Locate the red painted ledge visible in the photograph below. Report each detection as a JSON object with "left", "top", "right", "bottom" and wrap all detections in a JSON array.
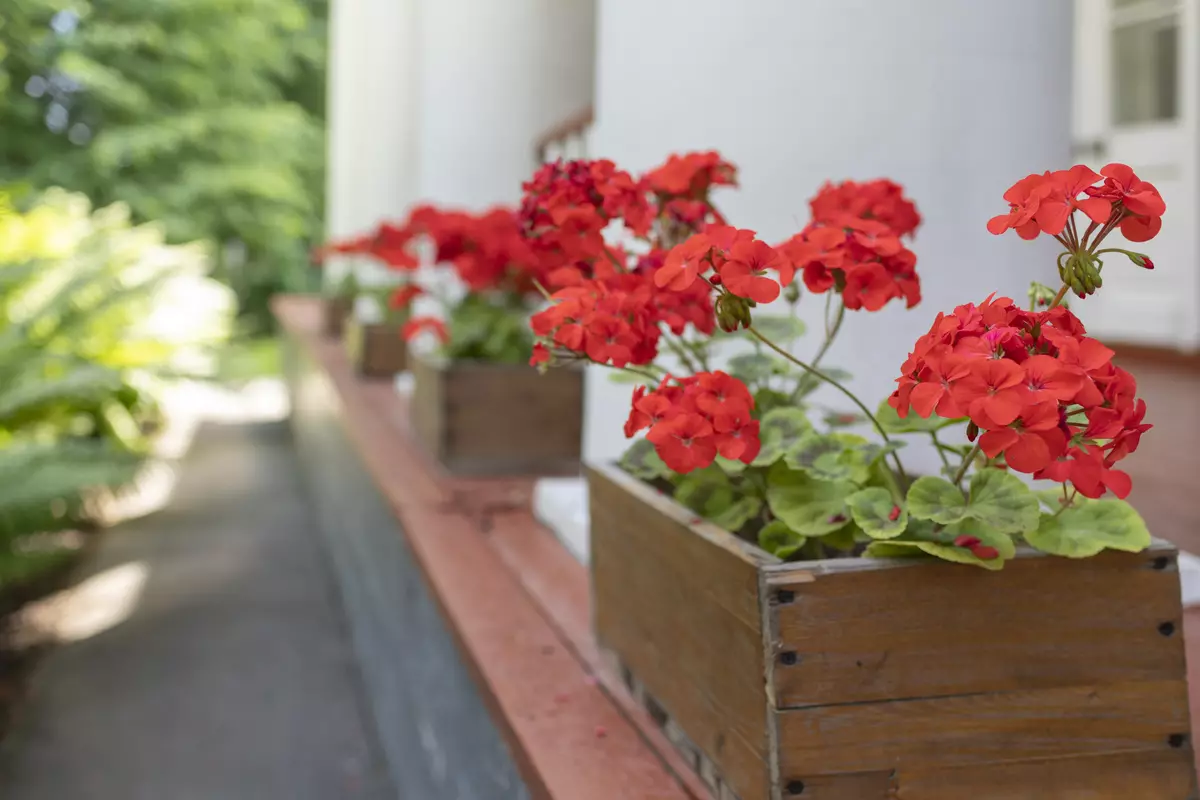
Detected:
[{"left": 272, "top": 295, "right": 710, "bottom": 800}]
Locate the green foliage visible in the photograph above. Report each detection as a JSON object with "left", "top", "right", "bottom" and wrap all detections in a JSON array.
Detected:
[
  {"left": 758, "top": 519, "right": 805, "bottom": 560},
  {"left": 618, "top": 438, "right": 670, "bottom": 481},
  {"left": 0, "top": 188, "right": 231, "bottom": 563},
  {"left": 0, "top": 0, "right": 328, "bottom": 332},
  {"left": 846, "top": 487, "right": 906, "bottom": 540},
  {"left": 751, "top": 407, "right": 811, "bottom": 467},
  {"left": 875, "top": 399, "right": 960, "bottom": 434},
  {"left": 1026, "top": 497, "right": 1151, "bottom": 558},
  {"left": 906, "top": 470, "right": 1040, "bottom": 535},
  {"left": 765, "top": 462, "right": 856, "bottom": 537},
  {"left": 444, "top": 292, "right": 532, "bottom": 365},
  {"left": 785, "top": 431, "right": 877, "bottom": 484}
]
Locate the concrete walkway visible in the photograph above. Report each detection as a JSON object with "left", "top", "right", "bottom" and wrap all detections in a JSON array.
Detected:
[{"left": 0, "top": 419, "right": 393, "bottom": 800}]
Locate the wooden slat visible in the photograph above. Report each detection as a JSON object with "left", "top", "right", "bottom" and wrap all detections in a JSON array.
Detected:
[
  {"left": 777, "top": 679, "right": 1190, "bottom": 778},
  {"left": 893, "top": 748, "right": 1198, "bottom": 799},
  {"left": 441, "top": 361, "right": 583, "bottom": 475},
  {"left": 782, "top": 771, "right": 893, "bottom": 799},
  {"left": 768, "top": 547, "right": 1186, "bottom": 708},
  {"left": 410, "top": 351, "right": 445, "bottom": 464},
  {"left": 588, "top": 464, "right": 773, "bottom": 800},
  {"left": 358, "top": 323, "right": 407, "bottom": 377}
]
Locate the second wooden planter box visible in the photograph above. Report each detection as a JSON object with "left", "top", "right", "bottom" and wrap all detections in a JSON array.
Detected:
[
  {"left": 345, "top": 320, "right": 407, "bottom": 377},
  {"left": 411, "top": 353, "right": 583, "bottom": 476},
  {"left": 588, "top": 463, "right": 1196, "bottom": 800}
]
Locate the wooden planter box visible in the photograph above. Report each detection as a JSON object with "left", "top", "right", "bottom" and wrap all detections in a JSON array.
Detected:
[
  {"left": 322, "top": 296, "right": 353, "bottom": 338},
  {"left": 346, "top": 320, "right": 407, "bottom": 378},
  {"left": 587, "top": 463, "right": 1196, "bottom": 800},
  {"left": 410, "top": 353, "right": 583, "bottom": 476}
]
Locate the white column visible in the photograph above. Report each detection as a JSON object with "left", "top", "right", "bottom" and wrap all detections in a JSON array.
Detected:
[
  {"left": 325, "top": 0, "right": 420, "bottom": 287},
  {"left": 585, "top": 0, "right": 1074, "bottom": 471},
  {"left": 415, "top": 0, "right": 596, "bottom": 208}
]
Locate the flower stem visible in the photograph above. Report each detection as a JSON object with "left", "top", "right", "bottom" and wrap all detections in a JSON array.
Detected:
[
  {"left": 930, "top": 430, "right": 953, "bottom": 474},
  {"left": 952, "top": 442, "right": 981, "bottom": 488},
  {"left": 746, "top": 324, "right": 909, "bottom": 484},
  {"left": 812, "top": 297, "right": 845, "bottom": 368},
  {"left": 662, "top": 334, "right": 700, "bottom": 373}
]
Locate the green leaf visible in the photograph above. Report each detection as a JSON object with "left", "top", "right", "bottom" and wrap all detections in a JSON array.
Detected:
[
  {"left": 863, "top": 521, "right": 1015, "bottom": 570},
  {"left": 847, "top": 487, "right": 907, "bottom": 540},
  {"left": 765, "top": 463, "right": 856, "bottom": 536},
  {"left": 751, "top": 407, "right": 812, "bottom": 467},
  {"left": 607, "top": 370, "right": 652, "bottom": 386},
  {"left": 1025, "top": 498, "right": 1151, "bottom": 558},
  {"left": 758, "top": 520, "right": 806, "bottom": 560},
  {"left": 818, "top": 525, "right": 858, "bottom": 553},
  {"left": 727, "top": 353, "right": 778, "bottom": 384},
  {"left": 618, "top": 439, "right": 671, "bottom": 480},
  {"left": 794, "top": 365, "right": 853, "bottom": 399},
  {"left": 784, "top": 431, "right": 874, "bottom": 483},
  {"left": 875, "top": 399, "right": 962, "bottom": 434},
  {"left": 715, "top": 455, "right": 748, "bottom": 476},
  {"left": 751, "top": 315, "right": 806, "bottom": 342},
  {"left": 710, "top": 495, "right": 763, "bottom": 532},
  {"left": 906, "top": 471, "right": 1039, "bottom": 534},
  {"left": 906, "top": 476, "right": 967, "bottom": 524},
  {"left": 967, "top": 469, "right": 1040, "bottom": 534},
  {"left": 823, "top": 410, "right": 867, "bottom": 429},
  {"left": 753, "top": 387, "right": 793, "bottom": 416}
]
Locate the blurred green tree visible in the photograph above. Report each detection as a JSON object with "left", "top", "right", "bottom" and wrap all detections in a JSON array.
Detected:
[{"left": 0, "top": 0, "right": 327, "bottom": 332}]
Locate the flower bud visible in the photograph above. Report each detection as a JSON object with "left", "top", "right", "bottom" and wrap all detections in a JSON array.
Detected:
[
  {"left": 709, "top": 273, "right": 723, "bottom": 286},
  {"left": 966, "top": 421, "right": 979, "bottom": 442},
  {"left": 715, "top": 292, "right": 752, "bottom": 332},
  {"left": 783, "top": 282, "right": 801, "bottom": 304},
  {"left": 1129, "top": 253, "right": 1154, "bottom": 269}
]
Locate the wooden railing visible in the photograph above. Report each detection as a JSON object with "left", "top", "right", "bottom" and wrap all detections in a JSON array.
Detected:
[{"left": 534, "top": 106, "right": 594, "bottom": 164}]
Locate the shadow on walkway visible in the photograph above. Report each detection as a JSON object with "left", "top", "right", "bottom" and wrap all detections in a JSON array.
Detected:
[{"left": 0, "top": 420, "right": 393, "bottom": 800}]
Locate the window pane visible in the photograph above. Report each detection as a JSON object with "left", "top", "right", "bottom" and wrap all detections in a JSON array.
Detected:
[{"left": 1112, "top": 17, "right": 1179, "bottom": 125}]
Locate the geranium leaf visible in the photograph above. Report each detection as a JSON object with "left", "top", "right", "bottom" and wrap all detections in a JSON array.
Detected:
[
  {"left": 1025, "top": 498, "right": 1151, "bottom": 558},
  {"left": 784, "top": 431, "right": 873, "bottom": 484},
  {"left": 967, "top": 469, "right": 1040, "bottom": 534},
  {"left": 905, "top": 476, "right": 967, "bottom": 524},
  {"left": 709, "top": 495, "right": 763, "bottom": 532},
  {"left": 847, "top": 487, "right": 907, "bottom": 540},
  {"left": 864, "top": 521, "right": 1015, "bottom": 570},
  {"left": 794, "top": 366, "right": 853, "bottom": 399},
  {"left": 875, "top": 399, "right": 961, "bottom": 434},
  {"left": 753, "top": 387, "right": 793, "bottom": 415},
  {"left": 819, "top": 525, "right": 858, "bottom": 553},
  {"left": 823, "top": 410, "right": 867, "bottom": 429},
  {"left": 715, "top": 455, "right": 748, "bottom": 476},
  {"left": 751, "top": 315, "right": 807, "bottom": 342},
  {"left": 758, "top": 519, "right": 806, "bottom": 560},
  {"left": 765, "top": 463, "right": 856, "bottom": 536},
  {"left": 608, "top": 370, "right": 652, "bottom": 386},
  {"left": 864, "top": 540, "right": 927, "bottom": 559},
  {"left": 618, "top": 438, "right": 671, "bottom": 480},
  {"left": 751, "top": 407, "right": 812, "bottom": 467},
  {"left": 728, "top": 353, "right": 778, "bottom": 384}
]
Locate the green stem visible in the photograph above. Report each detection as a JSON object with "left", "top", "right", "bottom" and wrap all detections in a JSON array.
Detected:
[
  {"left": 662, "top": 334, "right": 700, "bottom": 373},
  {"left": 812, "top": 298, "right": 845, "bottom": 368},
  {"left": 746, "top": 325, "right": 909, "bottom": 484},
  {"left": 930, "top": 431, "right": 953, "bottom": 475},
  {"left": 952, "top": 442, "right": 981, "bottom": 489}
]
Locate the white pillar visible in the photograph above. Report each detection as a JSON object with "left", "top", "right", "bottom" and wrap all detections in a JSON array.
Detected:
[
  {"left": 325, "top": 0, "right": 420, "bottom": 286},
  {"left": 585, "top": 0, "right": 1074, "bottom": 471},
  {"left": 415, "top": 0, "right": 596, "bottom": 208}
]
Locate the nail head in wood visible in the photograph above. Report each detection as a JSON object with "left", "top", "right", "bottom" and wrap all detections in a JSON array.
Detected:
[
  {"left": 1152, "top": 555, "right": 1172, "bottom": 570},
  {"left": 1158, "top": 621, "right": 1176, "bottom": 637},
  {"left": 780, "top": 651, "right": 799, "bottom": 666},
  {"left": 1169, "top": 733, "right": 1188, "bottom": 748},
  {"left": 776, "top": 589, "right": 796, "bottom": 604},
  {"left": 785, "top": 779, "right": 806, "bottom": 795}
]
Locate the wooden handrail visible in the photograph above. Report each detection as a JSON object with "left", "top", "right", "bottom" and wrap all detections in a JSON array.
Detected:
[{"left": 534, "top": 105, "right": 594, "bottom": 163}]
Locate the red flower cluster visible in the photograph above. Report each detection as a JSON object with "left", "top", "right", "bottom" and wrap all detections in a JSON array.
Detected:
[
  {"left": 656, "top": 225, "right": 794, "bottom": 304},
  {"left": 624, "top": 372, "right": 760, "bottom": 473},
  {"left": 400, "top": 205, "right": 540, "bottom": 292},
  {"left": 519, "top": 159, "right": 653, "bottom": 286},
  {"left": 778, "top": 218, "right": 920, "bottom": 310},
  {"left": 401, "top": 316, "right": 449, "bottom": 344},
  {"left": 890, "top": 295, "right": 1148, "bottom": 498},
  {"left": 530, "top": 255, "right": 715, "bottom": 369},
  {"left": 311, "top": 234, "right": 374, "bottom": 264},
  {"left": 643, "top": 151, "right": 737, "bottom": 228},
  {"left": 809, "top": 178, "right": 922, "bottom": 238},
  {"left": 988, "top": 163, "right": 1166, "bottom": 243}
]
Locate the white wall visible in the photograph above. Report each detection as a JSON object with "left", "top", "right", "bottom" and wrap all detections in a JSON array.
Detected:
[
  {"left": 415, "top": 0, "right": 596, "bottom": 208},
  {"left": 325, "top": 0, "right": 420, "bottom": 287},
  {"left": 585, "top": 0, "right": 1074, "bottom": 472}
]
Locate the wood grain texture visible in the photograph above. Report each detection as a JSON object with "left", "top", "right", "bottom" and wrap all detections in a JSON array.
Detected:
[
  {"left": 767, "top": 546, "right": 1186, "bottom": 708},
  {"left": 411, "top": 353, "right": 583, "bottom": 476},
  {"left": 892, "top": 747, "right": 1197, "bottom": 799},
  {"left": 777, "top": 678, "right": 1190, "bottom": 779},
  {"left": 777, "top": 771, "right": 893, "bottom": 799},
  {"left": 346, "top": 321, "right": 408, "bottom": 378},
  {"left": 322, "top": 296, "right": 352, "bottom": 338},
  {"left": 589, "top": 464, "right": 774, "bottom": 800}
]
